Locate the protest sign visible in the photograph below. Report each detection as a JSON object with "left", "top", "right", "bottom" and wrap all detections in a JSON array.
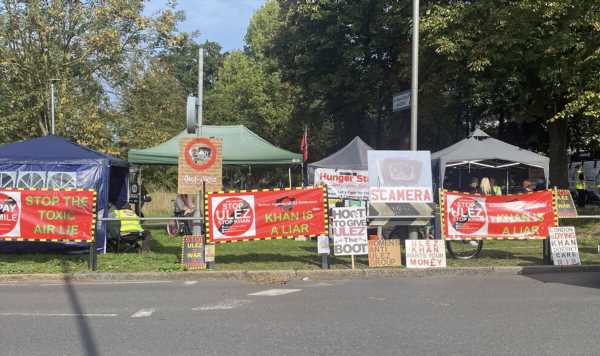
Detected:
[
  {"left": 178, "top": 137, "right": 223, "bottom": 194},
  {"left": 405, "top": 240, "right": 446, "bottom": 268},
  {"left": 0, "top": 189, "right": 96, "bottom": 242},
  {"left": 314, "top": 168, "right": 369, "bottom": 200},
  {"left": 368, "top": 239, "right": 402, "bottom": 267},
  {"left": 441, "top": 190, "right": 557, "bottom": 240},
  {"left": 555, "top": 189, "right": 577, "bottom": 218},
  {"left": 181, "top": 235, "right": 205, "bottom": 270},
  {"left": 368, "top": 151, "right": 433, "bottom": 203},
  {"left": 331, "top": 207, "right": 368, "bottom": 256},
  {"left": 204, "top": 243, "right": 215, "bottom": 263},
  {"left": 549, "top": 227, "right": 580, "bottom": 266},
  {"left": 206, "top": 187, "right": 327, "bottom": 243},
  {"left": 317, "top": 235, "right": 330, "bottom": 255}
]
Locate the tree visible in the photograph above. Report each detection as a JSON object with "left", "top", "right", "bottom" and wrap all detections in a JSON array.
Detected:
[
  {"left": 0, "top": 0, "right": 181, "bottom": 151},
  {"left": 422, "top": 0, "right": 600, "bottom": 186}
]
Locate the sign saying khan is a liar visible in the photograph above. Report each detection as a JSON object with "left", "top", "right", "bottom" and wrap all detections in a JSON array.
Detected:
[
  {"left": 405, "top": 240, "right": 446, "bottom": 268},
  {"left": 331, "top": 207, "right": 368, "bottom": 256}
]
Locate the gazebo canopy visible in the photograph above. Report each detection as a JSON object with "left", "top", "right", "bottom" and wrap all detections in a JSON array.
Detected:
[
  {"left": 128, "top": 125, "right": 302, "bottom": 165},
  {"left": 431, "top": 129, "right": 550, "bottom": 186},
  {"left": 307, "top": 136, "right": 373, "bottom": 183}
]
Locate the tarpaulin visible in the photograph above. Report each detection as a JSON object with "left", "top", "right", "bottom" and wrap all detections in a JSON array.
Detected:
[
  {"left": 206, "top": 187, "right": 328, "bottom": 243},
  {"left": 441, "top": 190, "right": 557, "bottom": 240}
]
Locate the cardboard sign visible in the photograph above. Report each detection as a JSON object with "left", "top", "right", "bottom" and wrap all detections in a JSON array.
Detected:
[
  {"left": 178, "top": 137, "right": 223, "bottom": 194},
  {"left": 181, "top": 235, "right": 205, "bottom": 270},
  {"left": 0, "top": 189, "right": 96, "bottom": 242},
  {"left": 204, "top": 243, "right": 215, "bottom": 263},
  {"left": 368, "top": 151, "right": 433, "bottom": 203},
  {"left": 317, "top": 235, "right": 330, "bottom": 255},
  {"left": 314, "top": 168, "right": 369, "bottom": 200},
  {"left": 206, "top": 187, "right": 327, "bottom": 243},
  {"left": 549, "top": 227, "right": 580, "bottom": 266},
  {"left": 368, "top": 239, "right": 402, "bottom": 267},
  {"left": 331, "top": 207, "right": 368, "bottom": 256},
  {"left": 441, "top": 190, "right": 556, "bottom": 240},
  {"left": 556, "top": 189, "right": 577, "bottom": 218},
  {"left": 405, "top": 240, "right": 446, "bottom": 268}
]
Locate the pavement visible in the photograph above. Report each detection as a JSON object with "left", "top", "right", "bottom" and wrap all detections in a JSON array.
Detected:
[{"left": 1, "top": 271, "right": 600, "bottom": 355}]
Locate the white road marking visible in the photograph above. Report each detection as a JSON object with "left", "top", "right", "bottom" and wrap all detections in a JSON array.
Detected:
[
  {"left": 0, "top": 312, "right": 117, "bottom": 317},
  {"left": 193, "top": 299, "right": 251, "bottom": 311},
  {"left": 184, "top": 281, "right": 198, "bottom": 286},
  {"left": 248, "top": 289, "right": 302, "bottom": 296},
  {"left": 40, "top": 281, "right": 172, "bottom": 287},
  {"left": 130, "top": 308, "right": 155, "bottom": 318}
]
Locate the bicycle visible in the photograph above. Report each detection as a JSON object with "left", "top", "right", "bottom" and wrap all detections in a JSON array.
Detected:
[{"left": 166, "top": 200, "right": 193, "bottom": 237}]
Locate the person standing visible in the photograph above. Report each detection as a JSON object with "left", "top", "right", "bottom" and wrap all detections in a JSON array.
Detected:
[
  {"left": 468, "top": 177, "right": 479, "bottom": 194},
  {"left": 480, "top": 177, "right": 493, "bottom": 195},
  {"left": 575, "top": 167, "right": 586, "bottom": 207},
  {"left": 490, "top": 177, "right": 502, "bottom": 195}
]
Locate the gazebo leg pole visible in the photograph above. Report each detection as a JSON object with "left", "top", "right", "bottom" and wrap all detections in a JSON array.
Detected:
[{"left": 288, "top": 167, "right": 292, "bottom": 188}]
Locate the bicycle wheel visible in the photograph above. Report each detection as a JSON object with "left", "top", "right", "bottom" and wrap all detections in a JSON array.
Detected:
[
  {"left": 446, "top": 240, "right": 483, "bottom": 259},
  {"left": 166, "top": 220, "right": 179, "bottom": 237}
]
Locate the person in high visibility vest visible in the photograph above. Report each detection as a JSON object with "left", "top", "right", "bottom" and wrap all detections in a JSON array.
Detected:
[
  {"left": 575, "top": 167, "right": 586, "bottom": 207},
  {"left": 490, "top": 177, "right": 502, "bottom": 195},
  {"left": 113, "top": 209, "right": 144, "bottom": 234}
]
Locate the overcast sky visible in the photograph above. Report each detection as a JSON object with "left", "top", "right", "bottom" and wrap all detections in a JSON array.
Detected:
[{"left": 145, "top": 0, "right": 266, "bottom": 51}]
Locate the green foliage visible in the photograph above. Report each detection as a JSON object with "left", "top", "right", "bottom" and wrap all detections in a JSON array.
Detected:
[{"left": 0, "top": 0, "right": 182, "bottom": 153}]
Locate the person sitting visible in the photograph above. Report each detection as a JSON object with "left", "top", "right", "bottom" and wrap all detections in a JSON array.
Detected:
[
  {"left": 175, "top": 194, "right": 195, "bottom": 234},
  {"left": 468, "top": 177, "right": 479, "bottom": 194},
  {"left": 516, "top": 179, "right": 534, "bottom": 193},
  {"left": 479, "top": 177, "right": 493, "bottom": 195},
  {"left": 490, "top": 177, "right": 502, "bottom": 195}
]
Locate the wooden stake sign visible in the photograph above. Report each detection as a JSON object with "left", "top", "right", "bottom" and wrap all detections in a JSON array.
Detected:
[
  {"left": 368, "top": 239, "right": 402, "bottom": 267},
  {"left": 178, "top": 137, "right": 223, "bottom": 194},
  {"left": 181, "top": 235, "right": 205, "bottom": 270}
]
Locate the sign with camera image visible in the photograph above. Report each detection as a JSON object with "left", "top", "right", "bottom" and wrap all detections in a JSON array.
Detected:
[
  {"left": 206, "top": 187, "right": 328, "bottom": 243},
  {"left": 178, "top": 137, "right": 223, "bottom": 194},
  {"left": 367, "top": 151, "right": 433, "bottom": 203}
]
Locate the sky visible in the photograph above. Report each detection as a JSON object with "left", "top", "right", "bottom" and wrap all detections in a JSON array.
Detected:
[{"left": 145, "top": 0, "right": 266, "bottom": 51}]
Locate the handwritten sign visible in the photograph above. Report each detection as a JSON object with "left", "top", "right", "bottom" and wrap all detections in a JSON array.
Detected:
[
  {"left": 181, "top": 235, "right": 205, "bottom": 270},
  {"left": 405, "top": 240, "right": 447, "bottom": 268},
  {"left": 368, "top": 239, "right": 402, "bottom": 267},
  {"left": 204, "top": 243, "right": 215, "bottom": 263},
  {"left": 0, "top": 189, "right": 96, "bottom": 242},
  {"left": 556, "top": 189, "right": 577, "bottom": 218},
  {"left": 549, "top": 227, "right": 580, "bottom": 266},
  {"left": 331, "top": 207, "right": 368, "bottom": 256}
]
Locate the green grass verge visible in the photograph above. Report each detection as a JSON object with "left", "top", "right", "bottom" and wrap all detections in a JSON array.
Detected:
[{"left": 0, "top": 223, "right": 599, "bottom": 274}]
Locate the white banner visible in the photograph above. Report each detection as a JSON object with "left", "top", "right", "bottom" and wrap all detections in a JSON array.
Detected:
[
  {"left": 405, "top": 240, "right": 447, "bottom": 268},
  {"left": 314, "top": 168, "right": 368, "bottom": 200},
  {"left": 368, "top": 151, "right": 433, "bottom": 203},
  {"left": 331, "top": 207, "right": 368, "bottom": 256},
  {"left": 549, "top": 227, "right": 580, "bottom": 266}
]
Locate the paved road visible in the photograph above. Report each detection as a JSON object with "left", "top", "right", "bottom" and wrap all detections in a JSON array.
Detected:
[{"left": 1, "top": 272, "right": 599, "bottom": 356}]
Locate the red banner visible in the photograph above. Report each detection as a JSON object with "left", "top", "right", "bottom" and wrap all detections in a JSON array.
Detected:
[
  {"left": 0, "top": 189, "right": 96, "bottom": 242},
  {"left": 206, "top": 187, "right": 328, "bottom": 243},
  {"left": 441, "top": 190, "right": 557, "bottom": 240}
]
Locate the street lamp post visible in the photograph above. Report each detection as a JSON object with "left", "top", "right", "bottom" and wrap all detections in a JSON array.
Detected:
[
  {"left": 410, "top": 0, "right": 419, "bottom": 151},
  {"left": 49, "top": 79, "right": 59, "bottom": 135}
]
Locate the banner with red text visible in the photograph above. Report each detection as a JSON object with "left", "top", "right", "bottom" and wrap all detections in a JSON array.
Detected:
[
  {"left": 206, "top": 187, "right": 327, "bottom": 243},
  {"left": 314, "top": 168, "right": 369, "bottom": 200},
  {"left": 441, "top": 190, "right": 557, "bottom": 240},
  {"left": 0, "top": 189, "right": 96, "bottom": 242}
]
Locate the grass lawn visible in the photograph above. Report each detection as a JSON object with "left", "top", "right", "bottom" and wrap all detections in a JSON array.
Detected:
[{"left": 1, "top": 219, "right": 599, "bottom": 274}]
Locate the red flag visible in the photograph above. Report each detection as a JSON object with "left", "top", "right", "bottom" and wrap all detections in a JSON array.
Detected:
[{"left": 300, "top": 126, "right": 308, "bottom": 162}]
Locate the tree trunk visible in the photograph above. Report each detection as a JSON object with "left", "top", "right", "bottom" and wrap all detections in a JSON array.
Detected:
[{"left": 548, "top": 119, "right": 569, "bottom": 188}]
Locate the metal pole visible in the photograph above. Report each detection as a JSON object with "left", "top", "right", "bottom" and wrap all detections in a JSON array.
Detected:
[
  {"left": 408, "top": 0, "right": 420, "bottom": 241},
  {"left": 288, "top": 167, "right": 292, "bottom": 188},
  {"left": 198, "top": 48, "right": 204, "bottom": 135},
  {"left": 410, "top": 0, "right": 419, "bottom": 151},
  {"left": 50, "top": 81, "right": 56, "bottom": 135}
]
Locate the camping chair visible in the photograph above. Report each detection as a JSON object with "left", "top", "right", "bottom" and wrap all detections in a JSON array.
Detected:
[{"left": 108, "top": 209, "right": 150, "bottom": 252}]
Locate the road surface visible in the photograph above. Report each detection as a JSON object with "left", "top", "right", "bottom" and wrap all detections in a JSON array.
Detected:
[{"left": 1, "top": 272, "right": 599, "bottom": 356}]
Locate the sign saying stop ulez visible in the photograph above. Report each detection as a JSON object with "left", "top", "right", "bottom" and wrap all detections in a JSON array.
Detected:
[{"left": 206, "top": 187, "right": 327, "bottom": 243}]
